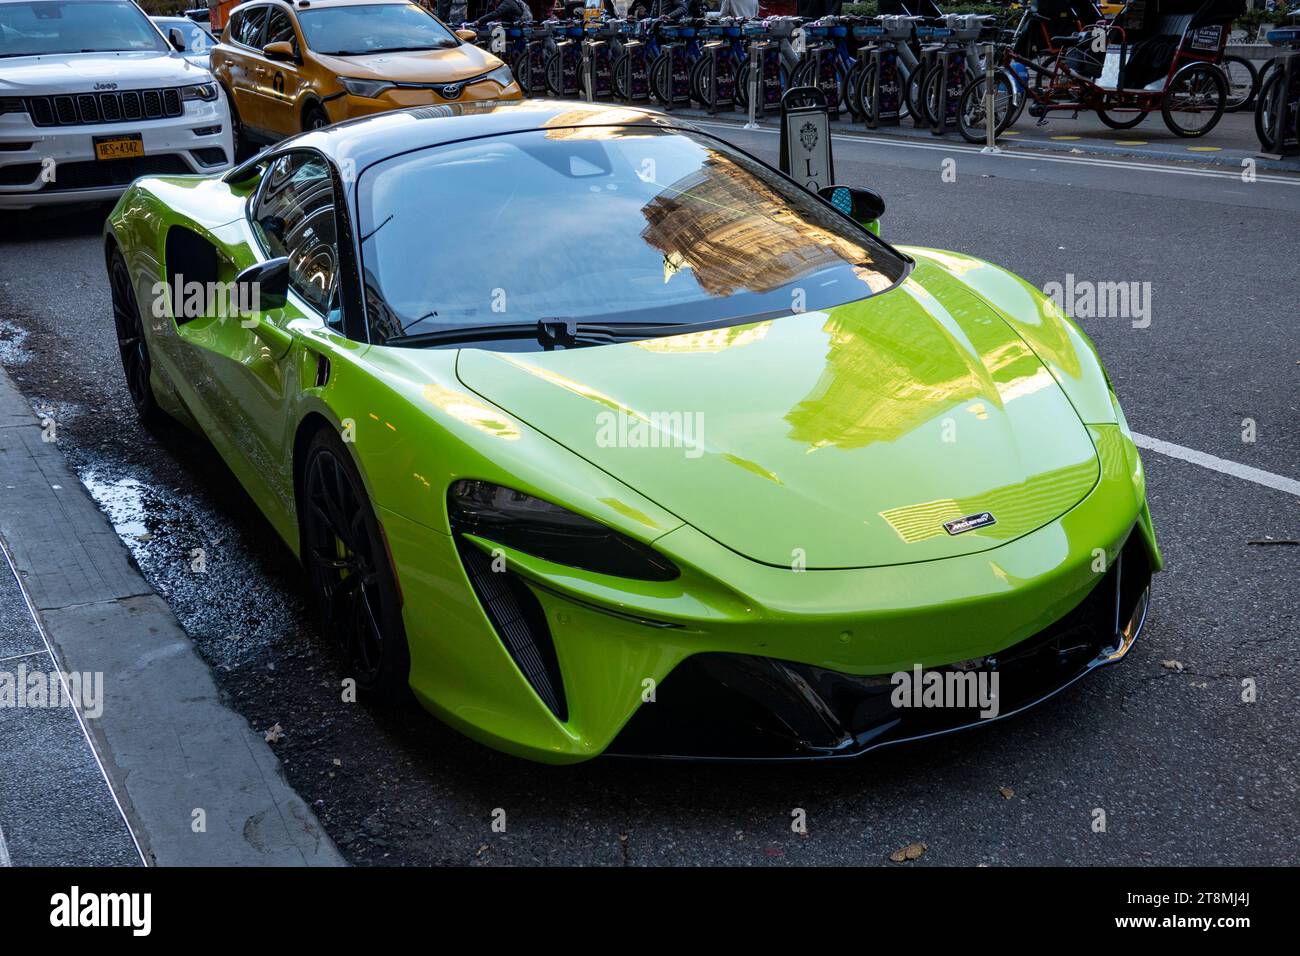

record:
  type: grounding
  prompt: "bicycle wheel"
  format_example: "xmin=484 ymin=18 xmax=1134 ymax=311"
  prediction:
xmin=922 ymin=66 xmax=945 ymax=128
xmin=1161 ymin=61 xmax=1227 ymax=137
xmin=611 ymin=52 xmax=629 ymax=101
xmin=1097 ymin=108 xmax=1147 ymax=129
xmin=1254 ymin=70 xmax=1280 ymax=151
xmin=845 ymin=59 xmax=865 ymax=118
xmin=957 ymin=72 xmax=1015 ymax=144
xmin=735 ymin=58 xmax=750 ymax=110
xmin=544 ymin=51 xmax=564 ymax=97
xmin=650 ymin=51 xmax=673 ymax=104
xmin=1220 ymin=54 xmax=1258 ymax=112
xmin=906 ymin=66 xmax=928 ymax=124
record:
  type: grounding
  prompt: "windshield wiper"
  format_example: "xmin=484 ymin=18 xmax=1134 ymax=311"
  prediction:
xmin=384 ymin=319 xmax=690 ymax=351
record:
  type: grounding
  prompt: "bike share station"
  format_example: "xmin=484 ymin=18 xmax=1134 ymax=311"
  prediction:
xmin=465 ymin=3 xmax=1300 ymax=169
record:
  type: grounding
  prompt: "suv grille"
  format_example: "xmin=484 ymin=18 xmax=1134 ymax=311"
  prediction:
xmin=25 ymin=88 xmax=183 ymax=127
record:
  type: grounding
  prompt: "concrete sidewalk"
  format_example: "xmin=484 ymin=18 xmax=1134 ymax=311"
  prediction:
xmin=0 ymin=366 xmax=344 ymax=866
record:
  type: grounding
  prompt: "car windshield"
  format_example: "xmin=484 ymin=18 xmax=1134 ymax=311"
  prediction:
xmin=356 ymin=126 xmax=907 ymax=346
xmin=155 ymin=17 xmax=214 ymax=53
xmin=0 ymin=0 xmax=169 ymax=57
xmin=297 ymin=2 xmax=457 ymax=55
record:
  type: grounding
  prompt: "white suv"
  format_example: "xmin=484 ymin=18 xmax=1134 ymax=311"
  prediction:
xmin=0 ymin=0 xmax=234 ymax=209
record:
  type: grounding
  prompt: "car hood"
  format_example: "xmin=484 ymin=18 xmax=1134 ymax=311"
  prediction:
xmin=314 ymin=43 xmax=502 ymax=83
xmin=454 ymin=262 xmax=1100 ymax=569
xmin=0 ymin=51 xmax=210 ymax=94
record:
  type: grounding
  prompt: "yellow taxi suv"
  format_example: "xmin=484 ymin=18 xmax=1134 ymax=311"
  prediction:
xmin=211 ymin=0 xmax=521 ymax=148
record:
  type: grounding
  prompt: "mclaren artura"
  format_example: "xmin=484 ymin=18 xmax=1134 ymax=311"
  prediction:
xmin=105 ymin=100 xmax=1159 ymax=763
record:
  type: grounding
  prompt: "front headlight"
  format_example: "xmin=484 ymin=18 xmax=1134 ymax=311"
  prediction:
xmin=181 ymin=83 xmax=219 ymax=102
xmin=337 ymin=76 xmax=396 ymax=98
xmin=481 ymin=63 xmax=516 ymax=88
xmin=448 ymin=480 xmax=679 ymax=581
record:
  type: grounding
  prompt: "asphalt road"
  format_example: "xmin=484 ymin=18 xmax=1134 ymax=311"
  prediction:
xmin=0 ymin=131 xmax=1296 ymax=866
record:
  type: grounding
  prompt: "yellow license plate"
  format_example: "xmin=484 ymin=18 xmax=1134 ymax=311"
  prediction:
xmin=93 ymin=134 xmax=144 ymax=160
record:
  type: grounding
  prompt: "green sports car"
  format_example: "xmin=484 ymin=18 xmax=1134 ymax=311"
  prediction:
xmin=104 ymin=100 xmax=1159 ymax=763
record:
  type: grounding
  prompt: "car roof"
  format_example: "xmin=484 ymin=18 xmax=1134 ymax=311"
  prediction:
xmin=268 ymin=100 xmax=689 ymax=177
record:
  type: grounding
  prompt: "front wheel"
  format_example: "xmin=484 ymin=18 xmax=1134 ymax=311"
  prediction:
xmin=300 ymin=428 xmax=411 ymax=700
xmin=108 ymin=248 xmax=162 ymax=427
xmin=1220 ymin=54 xmax=1259 ymax=112
xmin=543 ymin=50 xmax=565 ymax=96
xmin=1097 ymin=108 xmax=1147 ymax=129
xmin=1162 ymin=62 xmax=1227 ymax=137
xmin=302 ymin=102 xmax=331 ymax=132
xmin=956 ymin=72 xmax=1016 ymax=144
xmin=611 ymin=51 xmax=629 ymax=100
xmin=650 ymin=51 xmax=675 ymax=105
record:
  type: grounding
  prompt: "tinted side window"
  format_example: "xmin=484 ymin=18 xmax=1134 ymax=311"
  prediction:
xmin=235 ymin=5 xmax=269 ymax=47
xmin=263 ymin=7 xmax=298 ymax=52
xmin=253 ymin=152 xmax=339 ymax=316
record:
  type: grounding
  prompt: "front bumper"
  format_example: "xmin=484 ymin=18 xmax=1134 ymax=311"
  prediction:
xmin=0 ymin=98 xmax=232 ymax=209
xmin=384 ymin=422 xmax=1159 ymax=764
xmin=608 ymin=533 xmax=1151 ymax=760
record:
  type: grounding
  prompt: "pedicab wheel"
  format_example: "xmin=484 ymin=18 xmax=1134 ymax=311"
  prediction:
xmin=1254 ymin=71 xmax=1280 ymax=151
xmin=1161 ymin=61 xmax=1227 ymax=137
xmin=1097 ymin=108 xmax=1147 ymax=129
xmin=956 ymin=73 xmax=1015 ymax=144
xmin=1220 ymin=54 xmax=1258 ymax=112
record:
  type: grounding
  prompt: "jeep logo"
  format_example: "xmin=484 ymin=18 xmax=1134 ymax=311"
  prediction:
xmin=93 ymin=82 xmax=118 ymax=91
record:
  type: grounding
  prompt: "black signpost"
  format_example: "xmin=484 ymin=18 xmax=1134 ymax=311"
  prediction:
xmin=779 ymin=86 xmax=834 ymax=192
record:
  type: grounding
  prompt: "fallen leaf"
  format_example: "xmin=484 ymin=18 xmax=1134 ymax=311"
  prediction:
xmin=998 ymin=787 xmax=1015 ymax=800
xmin=889 ymin=841 xmax=927 ymax=863
xmin=264 ymin=723 xmax=284 ymax=744
xmin=332 ymin=758 xmax=342 ymax=767
xmin=1161 ymin=660 xmax=1184 ymax=672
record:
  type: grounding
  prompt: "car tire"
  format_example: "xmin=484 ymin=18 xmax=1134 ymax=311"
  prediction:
xmin=221 ymin=85 xmax=254 ymax=162
xmin=302 ymin=102 xmax=331 ymax=132
xmin=107 ymin=247 xmax=164 ymax=428
xmin=299 ymin=426 xmax=411 ymax=701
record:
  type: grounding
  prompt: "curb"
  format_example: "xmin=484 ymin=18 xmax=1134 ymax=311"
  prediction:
xmin=0 ymin=366 xmax=345 ymax=867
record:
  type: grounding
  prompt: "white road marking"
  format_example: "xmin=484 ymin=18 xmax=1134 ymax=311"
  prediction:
xmin=691 ymin=119 xmax=1300 ymax=186
xmin=1133 ymin=433 xmax=1300 ymax=497
xmin=0 ymin=822 xmax=12 ymax=867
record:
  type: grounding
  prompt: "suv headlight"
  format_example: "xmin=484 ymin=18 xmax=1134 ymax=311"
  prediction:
xmin=181 ymin=83 xmax=219 ymax=102
xmin=337 ymin=76 xmax=396 ymax=98
xmin=448 ymin=480 xmax=679 ymax=581
xmin=481 ymin=63 xmax=516 ymax=88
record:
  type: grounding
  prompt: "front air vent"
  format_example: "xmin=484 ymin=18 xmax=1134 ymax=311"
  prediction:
xmin=457 ymin=540 xmax=568 ymax=721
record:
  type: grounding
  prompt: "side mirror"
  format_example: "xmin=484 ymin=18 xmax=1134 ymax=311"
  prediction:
xmin=235 ymin=258 xmax=295 ymax=354
xmin=819 ymin=185 xmax=886 ymax=235
xmin=263 ymin=40 xmax=295 ymax=61
xmin=455 ymin=28 xmax=477 ymax=41
xmin=235 ymin=257 xmax=290 ymax=313
xmin=169 ymin=27 xmax=187 ymax=52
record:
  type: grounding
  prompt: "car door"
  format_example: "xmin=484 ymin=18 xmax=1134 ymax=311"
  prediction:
xmin=176 ymin=149 xmax=341 ymax=514
xmin=223 ymin=4 xmax=271 ymax=133
xmin=255 ymin=5 xmax=311 ymax=137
